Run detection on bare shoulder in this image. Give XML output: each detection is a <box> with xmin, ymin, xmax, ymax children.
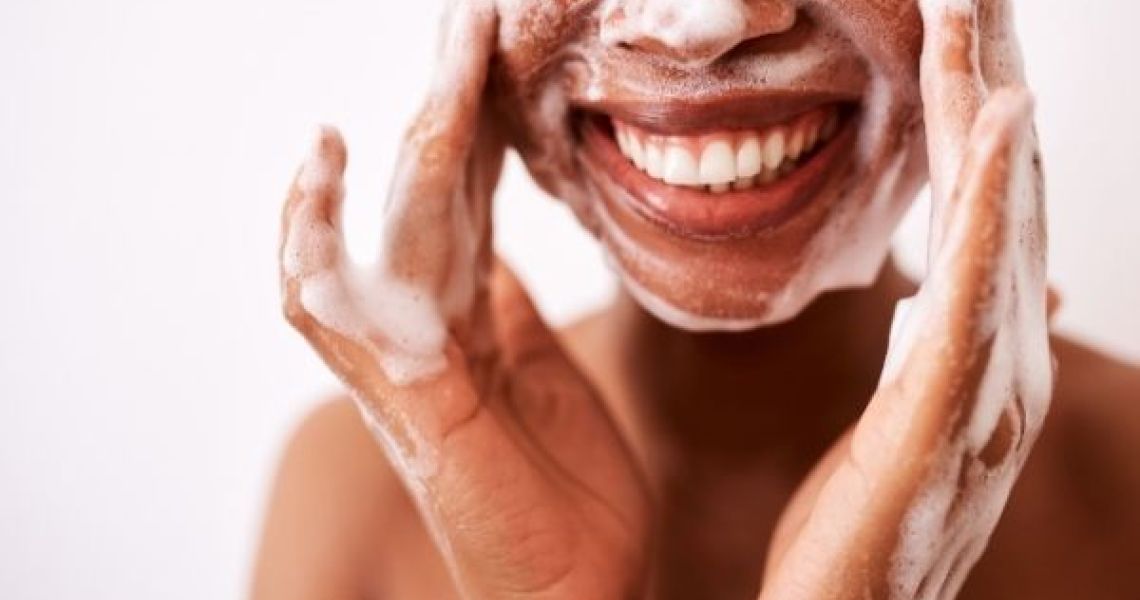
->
<box><xmin>962</xmin><ymin>336</ymin><xmax>1140</xmax><ymax>599</ymax></box>
<box><xmin>1047</xmin><ymin>336</ymin><xmax>1140</xmax><ymax>501</ymax></box>
<box><xmin>1047</xmin><ymin>335</ymin><xmax>1140</xmax><ymax>522</ymax></box>
<box><xmin>250</xmin><ymin>397</ymin><xmax>456</xmax><ymax>600</ymax></box>
<box><xmin>1052</xmin><ymin>336</ymin><xmax>1140</xmax><ymax>409</ymax></box>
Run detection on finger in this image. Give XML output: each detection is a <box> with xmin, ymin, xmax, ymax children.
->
<box><xmin>919</xmin><ymin>0</ymin><xmax>986</xmax><ymax>207</ymax></box>
<box><xmin>861</xmin><ymin>87</ymin><xmax>1046</xmax><ymax>589</ymax></box>
<box><xmin>881</xmin><ymin>86</ymin><xmax>1039</xmax><ymax>449</ymax></box>
<box><xmin>920</xmin><ymin>0</ymin><xmax>1030</xmax><ymax>236</ymax></box>
<box><xmin>380</xmin><ymin>0</ymin><xmax>503</xmax><ymax>326</ymax></box>
<box><xmin>280</xmin><ymin>126</ymin><xmax>347</xmax><ymax>282</ymax></box>
<box><xmin>977</xmin><ymin>0</ymin><xmax>1026</xmax><ymax>90</ymax></box>
<box><xmin>761</xmin><ymin>89</ymin><xmax>1046</xmax><ymax>600</ymax></box>
<box><xmin>277</xmin><ymin>133</ymin><xmax>478</xmax><ymax>468</ymax></box>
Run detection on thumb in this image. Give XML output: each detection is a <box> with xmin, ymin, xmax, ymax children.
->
<box><xmin>380</xmin><ymin>0</ymin><xmax>504</xmax><ymax>329</ymax></box>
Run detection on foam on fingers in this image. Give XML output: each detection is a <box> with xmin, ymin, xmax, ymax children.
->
<box><xmin>919</xmin><ymin>0</ymin><xmax>985</xmax><ymax>208</ymax></box>
<box><xmin>281</xmin><ymin>128</ymin><xmax>450</xmax><ymax>387</ymax></box>
<box><xmin>281</xmin><ymin>126</ymin><xmax>347</xmax><ymax>282</ymax></box>
<box><xmin>880</xmin><ymin>87</ymin><xmax>1048</xmax><ymax>600</ymax></box>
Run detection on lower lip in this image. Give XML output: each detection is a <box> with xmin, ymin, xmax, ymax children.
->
<box><xmin>580</xmin><ymin>111</ymin><xmax>858</xmax><ymax>240</ymax></box>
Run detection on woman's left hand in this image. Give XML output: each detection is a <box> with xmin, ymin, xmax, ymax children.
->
<box><xmin>760</xmin><ymin>1</ymin><xmax>1054</xmax><ymax>597</ymax></box>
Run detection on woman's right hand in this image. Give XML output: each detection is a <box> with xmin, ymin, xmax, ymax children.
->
<box><xmin>278</xmin><ymin>2</ymin><xmax>650</xmax><ymax>598</ymax></box>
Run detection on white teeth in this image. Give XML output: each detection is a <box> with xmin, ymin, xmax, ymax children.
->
<box><xmin>736</xmin><ymin>137</ymin><xmax>763</xmax><ymax>178</ymax></box>
<box><xmin>698</xmin><ymin>141</ymin><xmax>736</xmax><ymax>185</ymax></box>
<box><xmin>645</xmin><ymin>142</ymin><xmax>664</xmax><ymax>178</ymax></box>
<box><xmin>610</xmin><ymin>107</ymin><xmax>841</xmax><ymax>194</ymax></box>
<box><xmin>787</xmin><ymin>127</ymin><xmax>805</xmax><ymax>160</ymax></box>
<box><xmin>627</xmin><ymin>135</ymin><xmax>645</xmax><ymax>169</ymax></box>
<box><xmin>762</xmin><ymin>130</ymin><xmax>786</xmax><ymax>171</ymax></box>
<box><xmin>805</xmin><ymin>122</ymin><xmax>820</xmax><ymax>151</ymax></box>
<box><xmin>616</xmin><ymin>128</ymin><xmax>629</xmax><ymax>156</ymax></box>
<box><xmin>661</xmin><ymin>146</ymin><xmax>700</xmax><ymax>185</ymax></box>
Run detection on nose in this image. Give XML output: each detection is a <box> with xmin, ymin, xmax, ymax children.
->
<box><xmin>600</xmin><ymin>0</ymin><xmax>796</xmax><ymax>67</ymax></box>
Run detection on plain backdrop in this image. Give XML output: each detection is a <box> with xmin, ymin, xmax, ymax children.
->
<box><xmin>1</xmin><ymin>1</ymin><xmax>1137</xmax><ymax>598</ymax></box>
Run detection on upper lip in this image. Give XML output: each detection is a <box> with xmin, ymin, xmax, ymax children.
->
<box><xmin>572</xmin><ymin>88</ymin><xmax>862</xmax><ymax>135</ymax></box>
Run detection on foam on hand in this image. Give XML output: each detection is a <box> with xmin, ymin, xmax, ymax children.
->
<box><xmin>881</xmin><ymin>45</ymin><xmax>1052</xmax><ymax>597</ymax></box>
<box><xmin>282</xmin><ymin>137</ymin><xmax>450</xmax><ymax>387</ymax></box>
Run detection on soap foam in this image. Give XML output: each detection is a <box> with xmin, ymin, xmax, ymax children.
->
<box><xmin>600</xmin><ymin>0</ymin><xmax>748</xmax><ymax>66</ymax></box>
<box><xmin>494</xmin><ymin>1</ymin><xmax>1049</xmax><ymax>595</ymax></box>
<box><xmin>527</xmin><ymin>0</ymin><xmax>926</xmax><ymax>331</ymax></box>
<box><xmin>884</xmin><ymin>72</ymin><xmax>1051</xmax><ymax>599</ymax></box>
<box><xmin>283</xmin><ymin>141</ymin><xmax>450</xmax><ymax>387</ymax></box>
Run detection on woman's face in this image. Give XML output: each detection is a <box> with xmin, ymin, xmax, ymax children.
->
<box><xmin>491</xmin><ymin>0</ymin><xmax>928</xmax><ymax>329</ymax></box>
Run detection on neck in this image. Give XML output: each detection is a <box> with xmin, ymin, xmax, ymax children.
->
<box><xmin>605</xmin><ymin>261</ymin><xmax>915</xmax><ymax>468</ymax></box>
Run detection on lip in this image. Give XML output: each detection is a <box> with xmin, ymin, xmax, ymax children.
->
<box><xmin>578</xmin><ymin>103</ymin><xmax>859</xmax><ymax>240</ymax></box>
<box><xmin>582</xmin><ymin>90</ymin><xmax>859</xmax><ymax>135</ymax></box>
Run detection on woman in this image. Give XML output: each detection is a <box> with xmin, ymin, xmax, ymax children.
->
<box><xmin>254</xmin><ymin>0</ymin><xmax>1140</xmax><ymax>598</ymax></box>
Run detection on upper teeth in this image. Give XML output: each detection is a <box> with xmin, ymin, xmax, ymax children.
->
<box><xmin>613</xmin><ymin>107</ymin><xmax>840</xmax><ymax>193</ymax></box>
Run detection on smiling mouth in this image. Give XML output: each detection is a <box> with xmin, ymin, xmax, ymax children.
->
<box><xmin>579</xmin><ymin>99</ymin><xmax>859</xmax><ymax>239</ymax></box>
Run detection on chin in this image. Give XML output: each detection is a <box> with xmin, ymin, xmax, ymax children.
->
<box><xmin>494</xmin><ymin>2</ymin><xmax>929</xmax><ymax>331</ymax></box>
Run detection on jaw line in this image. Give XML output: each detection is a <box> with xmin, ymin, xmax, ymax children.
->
<box><xmin>616</xmin><ymin>262</ymin><xmax>771</xmax><ymax>332</ymax></box>
<box><xmin>593</xmin><ymin>200</ymin><xmax>817</xmax><ymax>333</ymax></box>
<box><xmin>588</xmin><ymin>154</ymin><xmax>899</xmax><ymax>333</ymax></box>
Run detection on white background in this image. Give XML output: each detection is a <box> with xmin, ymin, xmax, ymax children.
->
<box><xmin>1</xmin><ymin>1</ymin><xmax>1136</xmax><ymax>598</ymax></box>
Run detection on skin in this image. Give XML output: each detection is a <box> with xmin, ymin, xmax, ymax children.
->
<box><xmin>254</xmin><ymin>0</ymin><xmax>1140</xmax><ymax>598</ymax></box>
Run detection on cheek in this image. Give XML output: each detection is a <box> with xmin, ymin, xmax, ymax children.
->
<box><xmin>491</xmin><ymin>72</ymin><xmax>591</xmax><ymax>220</ymax></box>
<box><xmin>493</xmin><ymin>1</ymin><xmax>591</xmax><ymax>164</ymax></box>
<box><xmin>496</xmin><ymin>0</ymin><xmax>590</xmax><ymax>77</ymax></box>
<box><xmin>814</xmin><ymin>0</ymin><xmax>923</xmax><ymax>79</ymax></box>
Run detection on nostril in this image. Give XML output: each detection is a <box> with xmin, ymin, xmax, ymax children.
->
<box><xmin>600</xmin><ymin>0</ymin><xmax>798</xmax><ymax>68</ymax></box>
<box><xmin>744</xmin><ymin>0</ymin><xmax>797</xmax><ymax>39</ymax></box>
<box><xmin>719</xmin><ymin>11</ymin><xmax>810</xmax><ymax>63</ymax></box>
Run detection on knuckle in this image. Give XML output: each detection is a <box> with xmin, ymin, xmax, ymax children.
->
<box><xmin>281</xmin><ymin>294</ymin><xmax>313</xmax><ymax>331</ymax></box>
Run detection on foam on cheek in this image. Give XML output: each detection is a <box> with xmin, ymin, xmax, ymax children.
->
<box><xmin>283</xmin><ymin>155</ymin><xmax>450</xmax><ymax>387</ymax></box>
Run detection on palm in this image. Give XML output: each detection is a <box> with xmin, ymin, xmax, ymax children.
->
<box><xmin>278</xmin><ymin>3</ymin><xmax>649</xmax><ymax>598</ymax></box>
